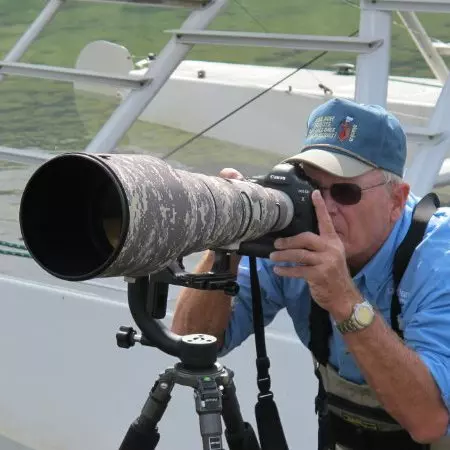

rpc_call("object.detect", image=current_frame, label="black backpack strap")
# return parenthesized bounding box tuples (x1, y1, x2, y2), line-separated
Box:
(309, 297, 333, 450)
(309, 192, 439, 450)
(309, 299, 333, 366)
(391, 192, 440, 338)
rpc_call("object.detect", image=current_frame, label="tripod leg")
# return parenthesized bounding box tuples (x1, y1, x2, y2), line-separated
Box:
(221, 371, 261, 450)
(195, 377, 224, 450)
(119, 371, 175, 450)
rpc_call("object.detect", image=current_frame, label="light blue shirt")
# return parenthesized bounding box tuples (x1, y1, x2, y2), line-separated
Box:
(220, 193, 450, 428)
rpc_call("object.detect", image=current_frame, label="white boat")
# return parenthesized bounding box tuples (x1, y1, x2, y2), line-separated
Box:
(74, 49, 444, 167)
(1, 1, 450, 450)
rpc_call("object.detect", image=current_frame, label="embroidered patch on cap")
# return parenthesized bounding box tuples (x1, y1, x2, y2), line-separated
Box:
(338, 116, 357, 142)
(306, 115, 336, 140)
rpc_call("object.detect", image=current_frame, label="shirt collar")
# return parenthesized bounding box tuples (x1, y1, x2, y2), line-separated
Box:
(355, 194, 418, 298)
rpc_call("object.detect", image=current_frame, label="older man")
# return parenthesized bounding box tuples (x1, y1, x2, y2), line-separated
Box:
(171, 98, 450, 449)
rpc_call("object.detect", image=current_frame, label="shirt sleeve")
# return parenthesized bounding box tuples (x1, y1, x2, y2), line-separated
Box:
(219, 256, 286, 356)
(403, 268, 450, 414)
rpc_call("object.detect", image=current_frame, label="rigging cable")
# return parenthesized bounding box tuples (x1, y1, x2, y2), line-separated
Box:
(161, 0, 359, 160)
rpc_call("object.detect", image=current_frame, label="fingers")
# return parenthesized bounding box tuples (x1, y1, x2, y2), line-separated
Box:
(275, 231, 325, 252)
(312, 190, 336, 236)
(270, 248, 321, 266)
(273, 264, 313, 278)
(219, 167, 244, 180)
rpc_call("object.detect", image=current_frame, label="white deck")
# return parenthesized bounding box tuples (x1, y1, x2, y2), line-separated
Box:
(166, 60, 442, 107)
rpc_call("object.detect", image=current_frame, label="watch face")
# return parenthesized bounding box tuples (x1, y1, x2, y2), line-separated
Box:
(355, 303, 374, 326)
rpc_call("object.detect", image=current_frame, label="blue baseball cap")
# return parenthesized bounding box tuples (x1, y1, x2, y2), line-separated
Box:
(283, 98, 406, 178)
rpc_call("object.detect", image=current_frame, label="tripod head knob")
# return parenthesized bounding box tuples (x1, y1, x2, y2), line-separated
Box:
(180, 334, 218, 369)
(116, 326, 137, 348)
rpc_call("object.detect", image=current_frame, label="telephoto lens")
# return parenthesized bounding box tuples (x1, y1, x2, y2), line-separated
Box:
(19, 153, 295, 281)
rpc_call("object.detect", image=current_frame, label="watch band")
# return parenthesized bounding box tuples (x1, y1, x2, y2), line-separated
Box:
(336, 300, 375, 334)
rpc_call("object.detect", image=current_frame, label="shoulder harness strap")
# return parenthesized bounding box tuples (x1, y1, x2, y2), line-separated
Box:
(309, 192, 440, 450)
(390, 192, 440, 338)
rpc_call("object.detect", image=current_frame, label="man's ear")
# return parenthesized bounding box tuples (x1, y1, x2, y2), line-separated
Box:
(391, 182, 410, 222)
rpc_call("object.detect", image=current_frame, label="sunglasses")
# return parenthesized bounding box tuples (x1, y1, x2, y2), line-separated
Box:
(315, 181, 387, 206)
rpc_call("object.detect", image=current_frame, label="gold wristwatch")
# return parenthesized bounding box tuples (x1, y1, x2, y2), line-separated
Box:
(336, 300, 375, 334)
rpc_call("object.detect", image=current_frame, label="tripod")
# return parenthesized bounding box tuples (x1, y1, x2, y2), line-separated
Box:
(116, 257, 261, 450)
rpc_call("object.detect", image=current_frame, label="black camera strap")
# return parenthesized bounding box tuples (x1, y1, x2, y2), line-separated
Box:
(248, 256, 289, 450)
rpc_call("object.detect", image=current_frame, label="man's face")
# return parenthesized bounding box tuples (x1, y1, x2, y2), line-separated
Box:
(302, 164, 409, 270)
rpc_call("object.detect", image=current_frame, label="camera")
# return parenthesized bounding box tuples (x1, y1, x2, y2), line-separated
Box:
(19, 152, 317, 281)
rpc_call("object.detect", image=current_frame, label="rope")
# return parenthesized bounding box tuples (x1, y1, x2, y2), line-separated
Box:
(0, 240, 31, 258)
(0, 240, 27, 250)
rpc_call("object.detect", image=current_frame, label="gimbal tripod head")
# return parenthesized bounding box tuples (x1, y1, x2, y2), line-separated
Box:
(116, 251, 238, 369)
(115, 251, 261, 450)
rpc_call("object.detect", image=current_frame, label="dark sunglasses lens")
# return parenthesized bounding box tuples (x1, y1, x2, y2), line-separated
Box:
(330, 183, 362, 205)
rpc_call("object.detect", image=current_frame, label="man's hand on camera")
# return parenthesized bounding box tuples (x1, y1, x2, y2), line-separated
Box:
(219, 167, 244, 181)
(269, 189, 360, 320)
